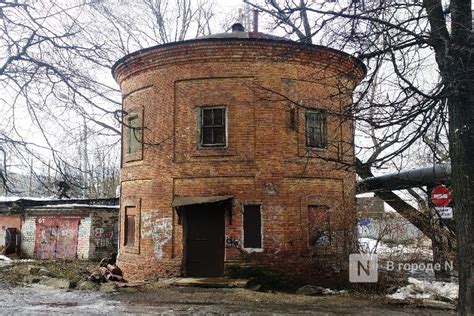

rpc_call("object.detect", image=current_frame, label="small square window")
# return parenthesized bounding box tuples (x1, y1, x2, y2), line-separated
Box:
(127, 116, 142, 154)
(200, 107, 226, 147)
(305, 110, 327, 148)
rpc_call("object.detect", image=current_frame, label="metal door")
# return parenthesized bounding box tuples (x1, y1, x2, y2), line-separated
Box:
(34, 217, 80, 259)
(184, 205, 225, 277)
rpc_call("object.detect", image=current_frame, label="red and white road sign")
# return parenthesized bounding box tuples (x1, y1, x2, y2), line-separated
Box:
(431, 185, 452, 207)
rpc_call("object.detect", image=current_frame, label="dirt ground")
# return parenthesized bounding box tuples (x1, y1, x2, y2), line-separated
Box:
(0, 260, 457, 315)
(113, 284, 456, 315)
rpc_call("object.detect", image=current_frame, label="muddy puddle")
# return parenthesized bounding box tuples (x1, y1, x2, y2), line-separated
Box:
(0, 284, 128, 315)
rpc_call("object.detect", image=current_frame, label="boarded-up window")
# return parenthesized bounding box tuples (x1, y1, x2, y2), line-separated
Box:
(308, 205, 330, 246)
(305, 110, 327, 148)
(200, 107, 226, 147)
(243, 205, 262, 248)
(124, 207, 136, 247)
(127, 116, 141, 154)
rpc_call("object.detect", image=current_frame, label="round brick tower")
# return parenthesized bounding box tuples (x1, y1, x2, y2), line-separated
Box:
(112, 26, 365, 285)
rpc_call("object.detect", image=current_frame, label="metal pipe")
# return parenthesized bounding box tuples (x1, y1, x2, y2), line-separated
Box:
(357, 163, 451, 193)
(253, 10, 259, 33)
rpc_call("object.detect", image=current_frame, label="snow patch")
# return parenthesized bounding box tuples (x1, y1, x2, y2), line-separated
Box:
(359, 238, 433, 260)
(31, 204, 118, 209)
(0, 196, 56, 202)
(0, 255, 12, 261)
(387, 277, 458, 302)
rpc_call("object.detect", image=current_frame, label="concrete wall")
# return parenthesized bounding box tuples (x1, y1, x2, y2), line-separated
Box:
(358, 215, 424, 242)
(77, 216, 91, 259)
(21, 217, 36, 257)
(88, 211, 119, 259)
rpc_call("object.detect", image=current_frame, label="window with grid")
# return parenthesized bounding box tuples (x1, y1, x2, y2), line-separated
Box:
(305, 110, 327, 148)
(200, 107, 226, 147)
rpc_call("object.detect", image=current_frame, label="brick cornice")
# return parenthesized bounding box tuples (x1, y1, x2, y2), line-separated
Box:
(112, 38, 366, 86)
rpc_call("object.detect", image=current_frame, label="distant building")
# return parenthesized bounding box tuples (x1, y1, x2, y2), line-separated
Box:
(0, 198, 118, 259)
(112, 24, 365, 284)
(356, 196, 385, 217)
(356, 196, 423, 242)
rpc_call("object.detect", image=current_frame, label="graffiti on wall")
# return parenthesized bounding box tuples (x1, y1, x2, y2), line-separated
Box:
(141, 212, 172, 259)
(225, 235, 241, 248)
(34, 217, 80, 259)
(358, 216, 423, 241)
(266, 205, 283, 255)
(308, 205, 331, 247)
(94, 227, 113, 248)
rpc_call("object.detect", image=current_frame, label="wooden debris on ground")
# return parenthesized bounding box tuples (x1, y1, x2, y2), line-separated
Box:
(88, 253, 125, 283)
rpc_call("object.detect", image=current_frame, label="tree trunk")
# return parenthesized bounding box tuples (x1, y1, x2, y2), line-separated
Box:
(421, 0, 472, 310)
(447, 72, 474, 315)
(430, 222, 456, 279)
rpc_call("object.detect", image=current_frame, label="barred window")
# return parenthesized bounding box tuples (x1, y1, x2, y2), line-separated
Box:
(305, 110, 327, 148)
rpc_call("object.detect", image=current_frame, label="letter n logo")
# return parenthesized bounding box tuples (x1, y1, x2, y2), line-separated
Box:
(349, 254, 378, 283)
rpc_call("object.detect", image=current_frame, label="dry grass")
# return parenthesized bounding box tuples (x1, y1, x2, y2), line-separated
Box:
(0, 260, 98, 285)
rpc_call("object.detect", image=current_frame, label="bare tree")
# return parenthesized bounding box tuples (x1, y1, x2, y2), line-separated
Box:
(244, 0, 472, 311)
(87, 0, 216, 54)
(0, 0, 219, 198)
(0, 0, 122, 195)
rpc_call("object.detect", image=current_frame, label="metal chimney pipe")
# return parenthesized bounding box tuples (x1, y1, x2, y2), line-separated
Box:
(253, 10, 259, 33)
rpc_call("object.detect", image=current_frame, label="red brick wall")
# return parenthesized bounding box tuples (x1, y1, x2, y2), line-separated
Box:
(114, 38, 364, 284)
(0, 216, 21, 231)
(0, 215, 22, 253)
